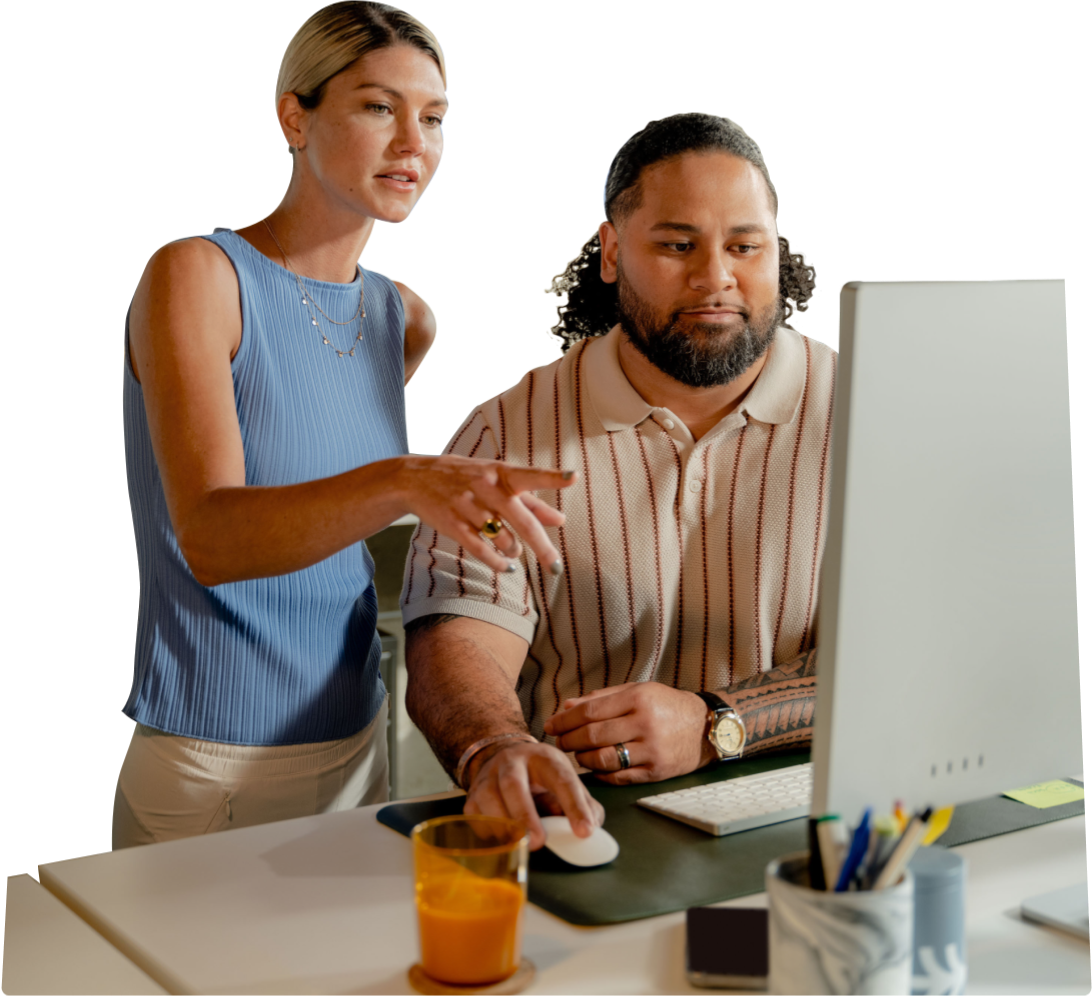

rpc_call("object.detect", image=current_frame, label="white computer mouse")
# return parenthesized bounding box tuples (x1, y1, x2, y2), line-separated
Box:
(539, 816, 620, 867)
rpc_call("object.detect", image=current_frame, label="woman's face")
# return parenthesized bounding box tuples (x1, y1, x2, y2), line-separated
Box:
(289, 44, 447, 223)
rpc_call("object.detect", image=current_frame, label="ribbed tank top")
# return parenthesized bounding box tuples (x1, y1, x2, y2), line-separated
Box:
(123, 229, 407, 745)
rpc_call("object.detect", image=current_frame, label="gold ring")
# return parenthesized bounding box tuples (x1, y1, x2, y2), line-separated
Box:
(481, 517, 504, 539)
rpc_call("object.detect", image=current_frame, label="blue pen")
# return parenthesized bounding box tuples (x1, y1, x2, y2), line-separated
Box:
(834, 808, 872, 892)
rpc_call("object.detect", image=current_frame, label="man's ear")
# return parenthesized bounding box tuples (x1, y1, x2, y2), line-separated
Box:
(599, 221, 619, 285)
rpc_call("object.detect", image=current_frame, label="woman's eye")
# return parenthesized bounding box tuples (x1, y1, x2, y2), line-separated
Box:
(366, 103, 392, 115)
(734, 244, 758, 254)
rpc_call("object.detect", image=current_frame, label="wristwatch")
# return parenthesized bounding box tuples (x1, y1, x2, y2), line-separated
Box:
(696, 691, 747, 760)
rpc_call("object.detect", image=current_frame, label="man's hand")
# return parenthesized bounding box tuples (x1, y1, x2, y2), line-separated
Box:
(543, 682, 713, 784)
(463, 741, 605, 850)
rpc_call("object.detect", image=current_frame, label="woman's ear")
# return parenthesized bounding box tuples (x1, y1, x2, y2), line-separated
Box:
(277, 91, 308, 153)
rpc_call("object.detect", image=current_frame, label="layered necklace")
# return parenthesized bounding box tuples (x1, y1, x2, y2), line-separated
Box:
(263, 219, 366, 359)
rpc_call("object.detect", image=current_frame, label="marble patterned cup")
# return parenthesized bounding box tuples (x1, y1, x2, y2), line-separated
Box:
(766, 852, 914, 995)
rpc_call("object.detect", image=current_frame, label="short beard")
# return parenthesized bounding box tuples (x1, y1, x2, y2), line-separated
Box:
(617, 265, 782, 389)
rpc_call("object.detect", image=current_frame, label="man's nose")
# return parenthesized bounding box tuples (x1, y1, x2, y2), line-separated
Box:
(688, 250, 735, 293)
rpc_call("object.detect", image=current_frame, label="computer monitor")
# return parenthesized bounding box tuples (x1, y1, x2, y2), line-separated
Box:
(811, 280, 1083, 821)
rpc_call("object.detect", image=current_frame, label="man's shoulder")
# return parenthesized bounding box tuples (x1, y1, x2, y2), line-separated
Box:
(797, 331, 838, 365)
(797, 332, 839, 394)
(467, 347, 579, 423)
(443, 347, 580, 459)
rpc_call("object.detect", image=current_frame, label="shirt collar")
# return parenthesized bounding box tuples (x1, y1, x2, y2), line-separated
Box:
(584, 323, 807, 431)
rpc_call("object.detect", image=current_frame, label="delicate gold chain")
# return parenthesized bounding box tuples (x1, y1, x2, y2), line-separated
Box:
(263, 219, 366, 358)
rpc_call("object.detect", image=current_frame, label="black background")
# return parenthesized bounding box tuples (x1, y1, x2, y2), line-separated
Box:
(8, 5, 1065, 878)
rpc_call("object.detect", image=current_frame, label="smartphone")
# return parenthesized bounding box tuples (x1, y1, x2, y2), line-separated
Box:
(685, 906, 768, 989)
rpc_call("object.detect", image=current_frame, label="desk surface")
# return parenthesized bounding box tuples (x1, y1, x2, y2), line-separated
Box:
(25, 799, 1091, 995)
(3, 874, 166, 995)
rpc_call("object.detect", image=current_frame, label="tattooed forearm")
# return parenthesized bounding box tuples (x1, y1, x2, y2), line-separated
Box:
(718, 648, 817, 757)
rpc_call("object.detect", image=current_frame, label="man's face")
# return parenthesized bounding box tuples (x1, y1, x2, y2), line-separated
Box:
(600, 152, 782, 388)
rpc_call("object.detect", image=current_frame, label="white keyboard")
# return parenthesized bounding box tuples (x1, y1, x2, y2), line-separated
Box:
(637, 762, 813, 836)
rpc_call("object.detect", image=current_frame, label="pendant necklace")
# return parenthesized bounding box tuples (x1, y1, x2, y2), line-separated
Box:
(263, 217, 366, 358)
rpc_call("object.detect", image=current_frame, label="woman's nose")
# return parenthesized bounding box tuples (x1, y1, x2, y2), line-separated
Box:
(393, 114, 427, 157)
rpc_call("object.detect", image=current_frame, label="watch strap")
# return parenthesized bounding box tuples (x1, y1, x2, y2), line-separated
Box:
(696, 690, 729, 715)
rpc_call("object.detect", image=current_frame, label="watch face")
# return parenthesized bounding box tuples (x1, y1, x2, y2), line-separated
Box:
(713, 715, 745, 755)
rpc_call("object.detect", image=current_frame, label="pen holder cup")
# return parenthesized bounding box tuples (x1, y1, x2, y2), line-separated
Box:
(766, 852, 914, 996)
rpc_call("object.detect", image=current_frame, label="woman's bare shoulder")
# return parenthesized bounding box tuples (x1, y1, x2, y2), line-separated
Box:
(130, 237, 242, 375)
(139, 236, 238, 299)
(392, 281, 436, 333)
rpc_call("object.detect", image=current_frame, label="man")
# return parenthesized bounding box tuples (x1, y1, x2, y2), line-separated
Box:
(401, 113, 835, 847)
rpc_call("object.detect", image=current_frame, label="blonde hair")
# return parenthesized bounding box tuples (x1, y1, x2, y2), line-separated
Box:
(277, 2, 445, 110)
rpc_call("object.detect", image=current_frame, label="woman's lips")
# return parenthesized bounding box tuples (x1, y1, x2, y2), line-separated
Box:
(375, 174, 417, 192)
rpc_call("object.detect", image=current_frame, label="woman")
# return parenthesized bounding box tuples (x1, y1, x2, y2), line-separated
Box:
(115, 1, 574, 848)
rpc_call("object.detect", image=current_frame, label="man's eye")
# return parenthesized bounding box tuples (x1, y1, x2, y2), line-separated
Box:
(422, 115, 444, 127)
(664, 243, 691, 252)
(734, 244, 758, 254)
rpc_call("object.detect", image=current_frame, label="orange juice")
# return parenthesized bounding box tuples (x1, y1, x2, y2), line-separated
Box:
(416, 873, 524, 985)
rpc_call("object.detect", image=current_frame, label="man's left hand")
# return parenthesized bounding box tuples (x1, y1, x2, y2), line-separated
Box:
(542, 682, 715, 784)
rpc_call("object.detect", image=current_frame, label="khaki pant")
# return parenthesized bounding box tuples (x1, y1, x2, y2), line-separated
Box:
(112, 699, 389, 849)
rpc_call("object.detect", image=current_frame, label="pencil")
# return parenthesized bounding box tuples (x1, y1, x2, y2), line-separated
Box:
(873, 807, 932, 890)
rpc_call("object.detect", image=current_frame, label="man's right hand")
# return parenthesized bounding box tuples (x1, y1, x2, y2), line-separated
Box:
(462, 740, 604, 851)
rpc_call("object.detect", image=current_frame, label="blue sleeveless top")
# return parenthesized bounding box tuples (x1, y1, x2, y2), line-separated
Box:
(123, 229, 407, 745)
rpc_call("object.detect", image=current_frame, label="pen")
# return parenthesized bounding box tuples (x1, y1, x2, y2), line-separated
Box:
(893, 801, 909, 833)
(834, 808, 872, 892)
(807, 818, 826, 890)
(863, 814, 900, 888)
(873, 807, 932, 891)
(816, 817, 847, 892)
(809, 814, 842, 890)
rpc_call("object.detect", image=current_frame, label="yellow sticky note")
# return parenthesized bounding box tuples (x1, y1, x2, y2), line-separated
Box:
(1004, 780, 1084, 809)
(921, 806, 954, 845)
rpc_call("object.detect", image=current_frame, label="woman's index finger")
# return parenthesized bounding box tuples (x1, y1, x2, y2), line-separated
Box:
(500, 466, 579, 494)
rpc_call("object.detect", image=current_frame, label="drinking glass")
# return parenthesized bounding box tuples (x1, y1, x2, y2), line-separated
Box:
(412, 815, 529, 987)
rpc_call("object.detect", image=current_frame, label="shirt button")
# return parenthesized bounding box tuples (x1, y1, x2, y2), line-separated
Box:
(663, 418, 675, 430)
(689, 479, 702, 493)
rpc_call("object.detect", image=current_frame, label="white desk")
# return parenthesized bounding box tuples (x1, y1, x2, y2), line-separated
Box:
(9, 801, 1089, 995)
(3, 874, 166, 995)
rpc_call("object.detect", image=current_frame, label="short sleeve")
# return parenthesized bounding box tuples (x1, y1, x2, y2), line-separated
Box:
(400, 409, 539, 643)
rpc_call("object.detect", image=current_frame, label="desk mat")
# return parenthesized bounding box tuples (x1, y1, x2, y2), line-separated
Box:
(377, 756, 1083, 926)
(931, 777, 1084, 848)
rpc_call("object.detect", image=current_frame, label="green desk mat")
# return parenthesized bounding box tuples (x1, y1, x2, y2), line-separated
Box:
(376, 755, 1084, 926)
(931, 777, 1084, 848)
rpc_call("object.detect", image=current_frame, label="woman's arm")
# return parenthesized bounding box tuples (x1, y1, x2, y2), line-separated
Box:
(394, 281, 435, 384)
(129, 239, 573, 587)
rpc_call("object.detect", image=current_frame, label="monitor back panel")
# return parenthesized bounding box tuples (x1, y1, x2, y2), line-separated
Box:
(811, 280, 1082, 820)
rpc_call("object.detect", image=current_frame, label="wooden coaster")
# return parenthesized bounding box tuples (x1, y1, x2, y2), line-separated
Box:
(408, 958, 536, 995)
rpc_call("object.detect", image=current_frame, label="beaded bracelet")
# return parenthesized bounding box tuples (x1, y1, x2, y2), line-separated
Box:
(454, 732, 537, 791)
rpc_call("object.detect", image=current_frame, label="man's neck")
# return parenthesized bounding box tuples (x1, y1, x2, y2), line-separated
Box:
(617, 334, 768, 441)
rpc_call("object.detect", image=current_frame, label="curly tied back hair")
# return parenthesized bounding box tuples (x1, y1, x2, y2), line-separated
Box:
(548, 112, 817, 351)
(549, 234, 816, 351)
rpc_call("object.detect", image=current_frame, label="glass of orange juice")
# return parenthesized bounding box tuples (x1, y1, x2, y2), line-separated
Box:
(411, 814, 530, 989)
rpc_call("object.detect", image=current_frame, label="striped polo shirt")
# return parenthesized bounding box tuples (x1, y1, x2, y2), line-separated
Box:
(401, 324, 837, 738)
